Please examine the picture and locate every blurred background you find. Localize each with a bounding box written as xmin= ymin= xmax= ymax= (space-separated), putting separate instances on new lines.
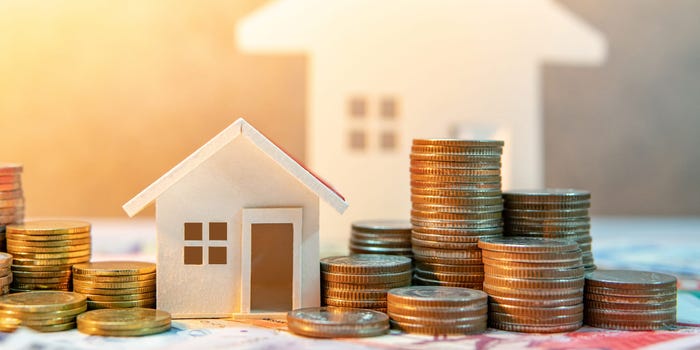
xmin=0 ymin=0 xmax=698 ymax=217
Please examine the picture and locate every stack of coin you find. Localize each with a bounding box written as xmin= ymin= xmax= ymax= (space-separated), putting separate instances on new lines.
xmin=287 ymin=306 xmax=389 ymax=338
xmin=6 ymin=220 xmax=91 ymax=292
xmin=349 ymin=220 xmax=412 ymax=257
xmin=387 ymin=286 xmax=487 ymax=335
xmin=77 ymin=308 xmax=171 ymax=336
xmin=584 ymin=270 xmax=676 ymax=330
xmin=0 ymin=291 xmax=87 ymax=332
xmin=0 ymin=163 xmax=24 ymax=251
xmin=410 ymin=139 xmax=504 ymax=288
xmin=321 ymin=255 xmax=412 ymax=312
xmin=0 ymin=252 xmax=11 ymax=295
xmin=502 ymin=189 xmax=595 ymax=272
xmin=479 ymin=236 xmax=585 ymax=333
xmin=72 ymin=261 xmax=156 ymax=310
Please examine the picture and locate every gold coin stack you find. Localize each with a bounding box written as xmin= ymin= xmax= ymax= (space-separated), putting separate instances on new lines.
xmin=287 ymin=306 xmax=389 ymax=338
xmin=72 ymin=261 xmax=156 ymax=310
xmin=6 ymin=220 xmax=91 ymax=292
xmin=410 ymin=139 xmax=504 ymax=288
xmin=321 ymin=255 xmax=412 ymax=312
xmin=0 ymin=291 xmax=87 ymax=332
xmin=77 ymin=308 xmax=171 ymax=336
xmin=387 ymin=286 xmax=487 ymax=335
xmin=478 ymin=237 xmax=585 ymax=333
xmin=349 ymin=220 xmax=412 ymax=257
xmin=0 ymin=163 xmax=25 ymax=252
xmin=502 ymin=189 xmax=595 ymax=272
xmin=0 ymin=252 xmax=12 ymax=295
xmin=584 ymin=270 xmax=677 ymax=330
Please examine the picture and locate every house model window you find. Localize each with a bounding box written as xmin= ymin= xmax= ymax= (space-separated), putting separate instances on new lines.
xmin=184 ymin=222 xmax=228 ymax=265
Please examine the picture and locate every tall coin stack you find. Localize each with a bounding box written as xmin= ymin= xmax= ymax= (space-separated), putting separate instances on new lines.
xmin=6 ymin=220 xmax=91 ymax=292
xmin=321 ymin=255 xmax=412 ymax=312
xmin=584 ymin=270 xmax=676 ymax=330
xmin=349 ymin=220 xmax=412 ymax=257
xmin=72 ymin=261 xmax=156 ymax=310
xmin=410 ymin=139 xmax=504 ymax=288
xmin=0 ymin=163 xmax=24 ymax=252
xmin=502 ymin=189 xmax=595 ymax=272
xmin=0 ymin=252 xmax=11 ymax=295
xmin=0 ymin=291 xmax=87 ymax=332
xmin=478 ymin=237 xmax=585 ymax=333
xmin=387 ymin=286 xmax=488 ymax=335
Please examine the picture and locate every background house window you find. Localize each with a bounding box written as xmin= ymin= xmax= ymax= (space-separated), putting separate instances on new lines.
xmin=380 ymin=131 xmax=396 ymax=150
xmin=349 ymin=130 xmax=366 ymax=150
xmin=348 ymin=97 xmax=367 ymax=118
xmin=380 ymin=97 xmax=397 ymax=119
xmin=184 ymin=222 xmax=227 ymax=265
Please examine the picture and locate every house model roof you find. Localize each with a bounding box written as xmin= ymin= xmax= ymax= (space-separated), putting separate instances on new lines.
xmin=122 ymin=118 xmax=348 ymax=217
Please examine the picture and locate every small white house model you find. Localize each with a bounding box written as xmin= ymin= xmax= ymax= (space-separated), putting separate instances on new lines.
xmin=237 ymin=0 xmax=607 ymax=254
xmin=123 ymin=118 xmax=348 ymax=319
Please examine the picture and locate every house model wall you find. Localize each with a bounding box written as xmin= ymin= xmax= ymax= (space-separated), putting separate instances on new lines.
xmin=123 ymin=118 xmax=347 ymax=319
xmin=237 ymin=0 xmax=607 ymax=255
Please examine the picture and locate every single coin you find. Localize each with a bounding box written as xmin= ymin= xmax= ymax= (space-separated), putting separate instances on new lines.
xmin=412 ymin=226 xmax=503 ymax=236
xmin=414 ymin=262 xmax=484 ymax=274
xmin=321 ymin=271 xmax=412 ymax=284
xmin=7 ymin=220 xmax=91 ymax=235
xmin=410 ymin=174 xmax=502 ymax=184
xmin=72 ymin=261 xmax=156 ymax=276
xmin=390 ymin=319 xmax=486 ymax=335
xmin=389 ymin=312 xmax=487 ymax=326
xmin=12 ymin=255 xmax=91 ymax=266
xmin=412 ymin=231 xmax=500 ymax=243
xmin=82 ymin=292 xmax=157 ymax=302
xmin=0 ymin=183 xmax=21 ymax=191
xmin=351 ymin=220 xmax=411 ymax=234
xmin=9 ymin=250 xmax=92 ymax=259
xmin=483 ymin=283 xmax=583 ymax=299
xmin=287 ymin=307 xmax=389 ymax=338
xmin=412 ymin=255 xmax=483 ymax=265
xmin=482 ymin=257 xmax=582 ymax=270
xmin=585 ymin=300 xmax=676 ymax=311
xmin=481 ymin=250 xmax=582 ymax=263
xmin=410 ymin=167 xmax=501 ymax=176
xmin=412 ymin=139 xmax=504 ymax=147
xmin=489 ymin=311 xmax=583 ymax=326
xmin=414 ymin=269 xmax=484 ymax=283
xmin=503 ymin=208 xmax=589 ymax=218
xmin=10 ymin=264 xmax=72 ymax=272
xmin=0 ymin=253 xmax=11 ymax=266
xmin=6 ymin=238 xmax=91 ymax=248
xmin=26 ymin=321 xmax=77 ymax=332
xmin=324 ymin=298 xmax=387 ymax=309
xmin=585 ymin=308 xmax=676 ymax=321
xmin=0 ymin=190 xmax=22 ymax=200
xmin=387 ymin=286 xmax=487 ymax=307
xmin=483 ymin=275 xmax=584 ymax=289
xmin=73 ymin=279 xmax=156 ymax=290
xmin=6 ymin=244 xmax=91 ymax=254
xmin=87 ymin=298 xmax=157 ymax=309
xmin=585 ymin=270 xmax=677 ymax=290
xmin=412 ymin=204 xmax=503 ymax=214
xmin=0 ymin=175 xmax=21 ymax=183
xmin=351 ymin=231 xmax=411 ymax=242
xmin=78 ymin=323 xmax=170 ymax=336
xmin=412 ymin=246 xmax=482 ymax=259
xmin=11 ymin=282 xmax=72 ymax=290
xmin=0 ymin=291 xmax=86 ymax=312
xmin=73 ymin=273 xmax=156 ymax=283
xmin=0 ymin=304 xmax=87 ymax=319
xmin=489 ymin=303 xmax=583 ymax=317
xmin=411 ymin=275 xmax=483 ymax=289
xmin=411 ymin=210 xmax=501 ymax=221
xmin=320 ymin=255 xmax=411 ymax=275
xmin=488 ymin=294 xmax=583 ymax=308
xmin=584 ymin=318 xmax=675 ymax=331
xmin=15 ymin=315 xmax=78 ymax=327
xmin=6 ymin=232 xmax=91 ymax=242
xmin=411 ymin=195 xmax=503 ymax=206
xmin=410 ymin=160 xmax=501 ymax=170
xmin=411 ymin=218 xmax=502 ymax=229
xmin=12 ymin=276 xmax=71 ymax=284
xmin=0 ymin=164 xmax=22 ymax=174
xmin=322 ymin=280 xmax=411 ymax=290
xmin=411 ymin=237 xmax=478 ymax=250
xmin=350 ymin=237 xmax=411 ymax=249
xmin=504 ymin=201 xmax=591 ymax=210
xmin=478 ymin=236 xmax=579 ymax=253
xmin=77 ymin=308 xmax=169 ymax=330
xmin=411 ymin=188 xmax=502 ymax=197
xmin=0 ymin=198 xmax=24 ymax=208
xmin=73 ymin=285 xmax=156 ymax=295
xmin=323 ymin=288 xmax=388 ymax=301
xmin=410 ymin=144 xmax=503 ymax=153
xmin=489 ymin=320 xmax=582 ymax=333
xmin=0 ymin=317 xmax=21 ymax=332
xmin=484 ymin=265 xmax=584 ymax=279
xmin=348 ymin=245 xmax=413 ymax=254
xmin=584 ymin=285 xmax=677 ymax=298
xmin=503 ymin=189 xmax=590 ymax=202
xmin=387 ymin=303 xmax=487 ymax=319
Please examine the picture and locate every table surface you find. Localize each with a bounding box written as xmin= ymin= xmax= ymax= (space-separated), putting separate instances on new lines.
xmin=1 ymin=216 xmax=699 ymax=350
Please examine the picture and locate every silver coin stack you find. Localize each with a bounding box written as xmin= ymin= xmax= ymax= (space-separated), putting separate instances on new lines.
xmin=410 ymin=139 xmax=504 ymax=289
xmin=387 ymin=286 xmax=487 ymax=335
xmin=502 ymin=189 xmax=595 ymax=272
xmin=479 ymin=237 xmax=585 ymax=333
xmin=321 ymin=255 xmax=412 ymax=313
xmin=584 ymin=270 xmax=677 ymax=330
xmin=349 ymin=220 xmax=412 ymax=257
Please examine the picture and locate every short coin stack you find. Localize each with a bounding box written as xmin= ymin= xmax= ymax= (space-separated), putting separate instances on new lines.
xmin=72 ymin=261 xmax=156 ymax=310
xmin=0 ymin=291 xmax=87 ymax=332
xmin=0 ymin=163 xmax=25 ymax=251
xmin=287 ymin=306 xmax=389 ymax=338
xmin=349 ymin=220 xmax=413 ymax=257
xmin=0 ymin=253 xmax=11 ymax=295
xmin=321 ymin=255 xmax=412 ymax=312
xmin=6 ymin=220 xmax=91 ymax=292
xmin=410 ymin=139 xmax=504 ymax=288
xmin=479 ymin=237 xmax=585 ymax=333
xmin=387 ymin=286 xmax=487 ymax=335
xmin=502 ymin=189 xmax=595 ymax=272
xmin=584 ymin=270 xmax=677 ymax=330
xmin=77 ymin=308 xmax=171 ymax=336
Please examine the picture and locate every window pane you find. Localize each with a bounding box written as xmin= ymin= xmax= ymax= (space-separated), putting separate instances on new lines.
xmin=209 ymin=246 xmax=227 ymax=264
xmin=380 ymin=131 xmax=397 ymax=150
xmin=184 ymin=246 xmax=202 ymax=265
xmin=348 ymin=97 xmax=366 ymax=118
xmin=380 ymin=97 xmax=397 ymax=119
xmin=184 ymin=222 xmax=202 ymax=240
xmin=209 ymin=222 xmax=227 ymax=240
xmin=349 ymin=130 xmax=366 ymax=150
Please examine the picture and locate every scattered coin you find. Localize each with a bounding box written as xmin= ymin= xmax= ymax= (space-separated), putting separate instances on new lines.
xmin=287 ymin=306 xmax=389 ymax=338
xmin=77 ymin=308 xmax=171 ymax=336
